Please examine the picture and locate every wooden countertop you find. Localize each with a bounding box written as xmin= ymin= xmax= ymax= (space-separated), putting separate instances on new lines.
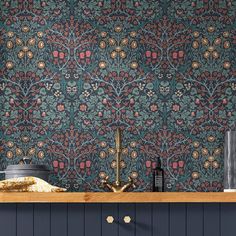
xmin=1 ymin=192 xmax=236 ymax=203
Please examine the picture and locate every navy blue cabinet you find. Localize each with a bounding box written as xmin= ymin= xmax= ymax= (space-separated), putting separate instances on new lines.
xmin=0 ymin=203 xmax=235 ymax=236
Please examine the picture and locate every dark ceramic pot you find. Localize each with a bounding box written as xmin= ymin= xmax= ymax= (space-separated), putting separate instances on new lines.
xmin=0 ymin=158 xmax=50 ymax=181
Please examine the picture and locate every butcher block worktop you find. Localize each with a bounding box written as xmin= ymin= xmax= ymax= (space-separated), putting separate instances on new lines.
xmin=0 ymin=192 xmax=236 ymax=203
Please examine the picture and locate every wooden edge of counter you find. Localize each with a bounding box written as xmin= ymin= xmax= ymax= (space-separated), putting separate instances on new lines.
xmin=0 ymin=192 xmax=236 ymax=203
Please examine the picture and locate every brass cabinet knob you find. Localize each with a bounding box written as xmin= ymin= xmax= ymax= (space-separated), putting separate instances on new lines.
xmin=123 ymin=216 xmax=132 ymax=224
xmin=106 ymin=216 xmax=114 ymax=224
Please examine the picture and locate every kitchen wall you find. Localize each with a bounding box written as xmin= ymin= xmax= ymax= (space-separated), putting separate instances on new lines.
xmin=0 ymin=0 xmax=235 ymax=191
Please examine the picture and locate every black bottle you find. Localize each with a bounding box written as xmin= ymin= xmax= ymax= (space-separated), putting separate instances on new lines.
xmin=152 ymin=157 xmax=164 ymax=192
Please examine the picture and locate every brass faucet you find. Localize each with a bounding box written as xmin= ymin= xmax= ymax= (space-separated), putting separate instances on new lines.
xmin=101 ymin=128 xmax=135 ymax=193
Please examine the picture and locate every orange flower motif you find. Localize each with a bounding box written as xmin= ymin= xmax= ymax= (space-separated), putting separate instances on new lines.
xmin=150 ymin=104 xmax=158 ymax=112
xmin=172 ymin=104 xmax=180 ymax=112
xmin=79 ymin=104 xmax=87 ymax=112
xmin=57 ymin=104 xmax=65 ymax=112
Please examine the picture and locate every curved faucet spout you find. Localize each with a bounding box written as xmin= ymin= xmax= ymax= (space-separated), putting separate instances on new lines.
xmin=100 ymin=128 xmax=135 ymax=192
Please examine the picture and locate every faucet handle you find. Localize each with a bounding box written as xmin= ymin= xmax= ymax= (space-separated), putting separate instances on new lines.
xmin=101 ymin=175 xmax=109 ymax=185
xmin=128 ymin=176 xmax=136 ymax=189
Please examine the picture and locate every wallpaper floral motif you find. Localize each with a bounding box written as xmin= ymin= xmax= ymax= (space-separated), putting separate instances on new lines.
xmin=0 ymin=0 xmax=235 ymax=192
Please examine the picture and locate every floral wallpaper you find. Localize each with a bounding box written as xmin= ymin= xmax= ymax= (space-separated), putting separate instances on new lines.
xmin=0 ymin=0 xmax=235 ymax=192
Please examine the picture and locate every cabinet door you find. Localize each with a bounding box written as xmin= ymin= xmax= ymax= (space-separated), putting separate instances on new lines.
xmin=84 ymin=204 xmax=102 ymax=236
xmin=0 ymin=204 xmax=16 ymax=236
xmin=221 ymin=203 xmax=236 ymax=236
xmin=34 ymin=204 xmax=51 ymax=236
xmin=68 ymin=204 xmax=85 ymax=236
xmin=102 ymin=204 xmax=119 ymax=236
xmin=169 ymin=203 xmax=186 ymax=236
xmin=136 ymin=203 xmax=152 ymax=236
xmin=51 ymin=204 xmax=68 ymax=236
xmin=153 ymin=203 xmax=204 ymax=236
xmin=119 ymin=203 xmax=136 ymax=236
xmin=187 ymin=203 xmax=204 ymax=236
xmin=17 ymin=204 xmax=34 ymax=236
xmin=153 ymin=203 xmax=169 ymax=236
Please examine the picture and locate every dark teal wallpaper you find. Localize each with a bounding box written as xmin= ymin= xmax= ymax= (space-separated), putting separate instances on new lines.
xmin=0 ymin=0 xmax=235 ymax=191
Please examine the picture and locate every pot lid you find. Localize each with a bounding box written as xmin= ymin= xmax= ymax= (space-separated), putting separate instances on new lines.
xmin=5 ymin=164 xmax=50 ymax=172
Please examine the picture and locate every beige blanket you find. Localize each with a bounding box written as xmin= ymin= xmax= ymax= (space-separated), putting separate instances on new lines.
xmin=0 ymin=177 xmax=67 ymax=192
